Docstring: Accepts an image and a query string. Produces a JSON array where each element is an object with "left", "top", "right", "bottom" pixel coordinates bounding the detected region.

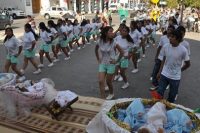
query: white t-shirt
[
  {"left": 40, "top": 30, "right": 52, "bottom": 43},
  {"left": 129, "top": 29, "right": 142, "bottom": 47},
  {"left": 97, "top": 39, "right": 116, "bottom": 64},
  {"left": 115, "top": 35, "right": 133, "bottom": 56},
  {"left": 90, "top": 23, "right": 97, "bottom": 32},
  {"left": 180, "top": 40, "right": 190, "bottom": 55},
  {"left": 4, "top": 36, "right": 21, "bottom": 56},
  {"left": 73, "top": 24, "right": 81, "bottom": 35},
  {"left": 85, "top": 24, "right": 91, "bottom": 32},
  {"left": 50, "top": 27, "right": 57, "bottom": 38},
  {"left": 23, "top": 31, "right": 35, "bottom": 50},
  {"left": 141, "top": 27, "right": 148, "bottom": 37},
  {"left": 159, "top": 43, "right": 190, "bottom": 80},
  {"left": 158, "top": 35, "right": 169, "bottom": 47},
  {"left": 151, "top": 24, "right": 157, "bottom": 33},
  {"left": 59, "top": 25, "right": 66, "bottom": 39},
  {"left": 66, "top": 25, "right": 73, "bottom": 38}
]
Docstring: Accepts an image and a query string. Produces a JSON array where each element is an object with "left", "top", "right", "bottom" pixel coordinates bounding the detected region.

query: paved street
[{"left": 0, "top": 14, "right": 200, "bottom": 110}]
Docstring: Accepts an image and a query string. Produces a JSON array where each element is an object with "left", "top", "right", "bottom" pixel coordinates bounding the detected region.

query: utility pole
[{"left": 180, "top": 0, "right": 184, "bottom": 25}]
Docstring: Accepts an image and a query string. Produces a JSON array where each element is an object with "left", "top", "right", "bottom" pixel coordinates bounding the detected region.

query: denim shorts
[
  {"left": 6, "top": 55, "right": 18, "bottom": 64},
  {"left": 99, "top": 64, "right": 115, "bottom": 74}
]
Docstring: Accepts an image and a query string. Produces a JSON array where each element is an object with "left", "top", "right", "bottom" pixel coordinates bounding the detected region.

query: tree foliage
[{"left": 167, "top": 0, "right": 179, "bottom": 8}]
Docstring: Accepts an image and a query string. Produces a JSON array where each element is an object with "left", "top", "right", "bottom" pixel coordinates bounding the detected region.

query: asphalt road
[{"left": 0, "top": 14, "right": 200, "bottom": 110}]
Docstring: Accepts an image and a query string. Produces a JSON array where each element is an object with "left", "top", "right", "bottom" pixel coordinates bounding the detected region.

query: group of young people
[
  {"left": 96, "top": 15, "right": 191, "bottom": 102},
  {"left": 3, "top": 17, "right": 103, "bottom": 82}
]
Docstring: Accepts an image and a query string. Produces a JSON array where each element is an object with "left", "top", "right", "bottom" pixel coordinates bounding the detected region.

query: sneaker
[
  {"left": 77, "top": 47, "right": 81, "bottom": 50},
  {"left": 18, "top": 76, "right": 26, "bottom": 82},
  {"left": 105, "top": 86, "right": 109, "bottom": 91},
  {"left": 118, "top": 76, "right": 123, "bottom": 82},
  {"left": 20, "top": 69, "right": 25, "bottom": 75},
  {"left": 64, "top": 57, "right": 71, "bottom": 60},
  {"left": 146, "top": 44, "right": 150, "bottom": 48},
  {"left": 70, "top": 49, "right": 74, "bottom": 52},
  {"left": 68, "top": 52, "right": 71, "bottom": 55},
  {"left": 53, "top": 59, "right": 60, "bottom": 63},
  {"left": 131, "top": 69, "right": 139, "bottom": 73},
  {"left": 33, "top": 69, "right": 41, "bottom": 74},
  {"left": 82, "top": 45, "right": 85, "bottom": 48},
  {"left": 142, "top": 54, "right": 146, "bottom": 58},
  {"left": 38, "top": 64, "right": 44, "bottom": 68},
  {"left": 137, "top": 59, "right": 142, "bottom": 63},
  {"left": 121, "top": 82, "right": 129, "bottom": 89},
  {"left": 48, "top": 63, "right": 54, "bottom": 67},
  {"left": 106, "top": 94, "right": 114, "bottom": 100},
  {"left": 58, "top": 51, "right": 63, "bottom": 56},
  {"left": 150, "top": 77, "right": 153, "bottom": 81},
  {"left": 166, "top": 85, "right": 170, "bottom": 90},
  {"left": 149, "top": 85, "right": 158, "bottom": 91},
  {"left": 114, "top": 75, "right": 120, "bottom": 81},
  {"left": 86, "top": 42, "right": 90, "bottom": 45}
]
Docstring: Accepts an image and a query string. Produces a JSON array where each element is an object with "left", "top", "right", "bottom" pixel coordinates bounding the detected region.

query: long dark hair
[
  {"left": 48, "top": 20, "right": 57, "bottom": 31},
  {"left": 130, "top": 21, "right": 138, "bottom": 31},
  {"left": 100, "top": 26, "right": 113, "bottom": 43},
  {"left": 39, "top": 22, "right": 51, "bottom": 33},
  {"left": 4, "top": 27, "right": 14, "bottom": 43},
  {"left": 171, "top": 29, "right": 183, "bottom": 43},
  {"left": 122, "top": 26, "right": 134, "bottom": 43},
  {"left": 24, "top": 23, "right": 39, "bottom": 40},
  {"left": 80, "top": 19, "right": 87, "bottom": 26}
]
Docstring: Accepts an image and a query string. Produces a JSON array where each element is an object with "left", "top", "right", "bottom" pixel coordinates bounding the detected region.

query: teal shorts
[
  {"left": 74, "top": 35, "right": 80, "bottom": 40},
  {"left": 24, "top": 49, "right": 36, "bottom": 58},
  {"left": 99, "top": 64, "right": 115, "bottom": 74},
  {"left": 60, "top": 39, "right": 68, "bottom": 48},
  {"left": 51, "top": 38, "right": 59, "bottom": 46},
  {"left": 6, "top": 55, "right": 18, "bottom": 64},
  {"left": 40, "top": 44, "right": 51, "bottom": 53},
  {"left": 118, "top": 58, "right": 129, "bottom": 68}
]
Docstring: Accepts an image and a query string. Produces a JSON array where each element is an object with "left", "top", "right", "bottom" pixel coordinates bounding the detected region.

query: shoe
[
  {"left": 131, "top": 69, "right": 139, "bottom": 73},
  {"left": 118, "top": 76, "right": 123, "bottom": 82},
  {"left": 68, "top": 52, "right": 71, "bottom": 55},
  {"left": 106, "top": 94, "right": 114, "bottom": 100},
  {"left": 33, "top": 69, "right": 41, "bottom": 74},
  {"left": 142, "top": 54, "right": 146, "bottom": 58},
  {"left": 64, "top": 57, "right": 71, "bottom": 60},
  {"left": 48, "top": 63, "right": 54, "bottom": 67},
  {"left": 53, "top": 59, "right": 60, "bottom": 63},
  {"left": 77, "top": 47, "right": 81, "bottom": 50},
  {"left": 82, "top": 45, "right": 85, "bottom": 48},
  {"left": 86, "top": 42, "right": 90, "bottom": 45},
  {"left": 105, "top": 86, "right": 109, "bottom": 91},
  {"left": 20, "top": 69, "right": 25, "bottom": 75},
  {"left": 166, "top": 85, "right": 170, "bottom": 90},
  {"left": 146, "top": 45, "right": 150, "bottom": 48},
  {"left": 150, "top": 77, "right": 153, "bottom": 81},
  {"left": 58, "top": 51, "right": 63, "bottom": 56},
  {"left": 121, "top": 82, "right": 129, "bottom": 89},
  {"left": 38, "top": 64, "right": 44, "bottom": 68},
  {"left": 137, "top": 59, "right": 142, "bottom": 63},
  {"left": 149, "top": 85, "right": 158, "bottom": 91},
  {"left": 18, "top": 76, "right": 26, "bottom": 82},
  {"left": 114, "top": 75, "right": 120, "bottom": 81},
  {"left": 70, "top": 49, "right": 74, "bottom": 52}
]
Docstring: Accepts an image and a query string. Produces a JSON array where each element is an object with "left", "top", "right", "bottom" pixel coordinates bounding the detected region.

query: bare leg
[
  {"left": 4, "top": 60, "right": 11, "bottom": 72},
  {"left": 106, "top": 74, "right": 114, "bottom": 95},
  {"left": 120, "top": 68, "right": 128, "bottom": 83},
  {"left": 99, "top": 72, "right": 106, "bottom": 99},
  {"left": 132, "top": 52, "right": 138, "bottom": 69},
  {"left": 61, "top": 47, "right": 69, "bottom": 57},
  {"left": 45, "top": 52, "right": 53, "bottom": 63},
  {"left": 39, "top": 50, "right": 44, "bottom": 64},
  {"left": 52, "top": 45, "right": 58, "bottom": 59},
  {"left": 29, "top": 58, "right": 39, "bottom": 70},
  {"left": 11, "top": 64, "right": 23, "bottom": 76},
  {"left": 22, "top": 57, "right": 29, "bottom": 70}
]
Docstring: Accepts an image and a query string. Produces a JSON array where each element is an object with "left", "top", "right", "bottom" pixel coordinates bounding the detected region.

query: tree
[{"left": 167, "top": 0, "right": 178, "bottom": 8}]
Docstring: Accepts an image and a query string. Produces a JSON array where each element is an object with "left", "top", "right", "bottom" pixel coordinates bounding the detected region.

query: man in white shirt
[{"left": 152, "top": 30, "right": 190, "bottom": 103}]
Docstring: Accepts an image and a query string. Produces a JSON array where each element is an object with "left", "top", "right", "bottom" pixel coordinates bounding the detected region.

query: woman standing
[
  {"left": 20, "top": 23, "right": 41, "bottom": 74},
  {"left": 95, "top": 26, "right": 123, "bottom": 100},
  {"left": 4, "top": 28, "right": 25, "bottom": 81}
]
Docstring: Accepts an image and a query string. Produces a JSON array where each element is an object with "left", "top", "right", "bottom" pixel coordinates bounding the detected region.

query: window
[
  {"left": 26, "top": 0, "right": 31, "bottom": 6},
  {"left": 57, "top": 8, "right": 62, "bottom": 11},
  {"left": 52, "top": 7, "right": 56, "bottom": 11}
]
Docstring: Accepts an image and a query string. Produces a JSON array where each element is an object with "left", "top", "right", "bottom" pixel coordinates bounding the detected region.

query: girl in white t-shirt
[
  {"left": 21, "top": 23, "right": 41, "bottom": 74},
  {"left": 4, "top": 28, "right": 25, "bottom": 81},
  {"left": 80, "top": 19, "right": 88, "bottom": 48},
  {"left": 48, "top": 20, "right": 59, "bottom": 62},
  {"left": 130, "top": 21, "right": 142, "bottom": 73},
  {"left": 73, "top": 19, "right": 82, "bottom": 50},
  {"left": 91, "top": 19, "right": 97, "bottom": 41},
  {"left": 85, "top": 19, "right": 93, "bottom": 44},
  {"left": 38, "top": 22, "right": 54, "bottom": 68},
  {"left": 66, "top": 20, "right": 74, "bottom": 52},
  {"left": 115, "top": 26, "right": 134, "bottom": 89}
]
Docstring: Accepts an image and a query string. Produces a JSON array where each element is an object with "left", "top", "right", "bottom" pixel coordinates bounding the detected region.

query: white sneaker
[
  {"left": 121, "top": 82, "right": 129, "bottom": 89},
  {"left": 166, "top": 85, "right": 170, "bottom": 90},
  {"left": 137, "top": 59, "right": 142, "bottom": 63},
  {"left": 53, "top": 59, "right": 60, "bottom": 63},
  {"left": 131, "top": 69, "right": 139, "bottom": 73},
  {"left": 18, "top": 76, "right": 26, "bottom": 82},
  {"left": 77, "top": 47, "right": 81, "bottom": 50},
  {"left": 86, "top": 42, "right": 90, "bottom": 45},
  {"left": 38, "top": 64, "right": 44, "bottom": 68},
  {"left": 106, "top": 94, "right": 114, "bottom": 100},
  {"left": 118, "top": 76, "right": 123, "bottom": 82},
  {"left": 82, "top": 45, "right": 85, "bottom": 48},
  {"left": 150, "top": 77, "right": 153, "bottom": 81},
  {"left": 58, "top": 51, "right": 63, "bottom": 56},
  {"left": 33, "top": 69, "right": 41, "bottom": 74},
  {"left": 146, "top": 44, "right": 150, "bottom": 48},
  {"left": 105, "top": 86, "right": 109, "bottom": 91},
  {"left": 20, "top": 69, "right": 25, "bottom": 75},
  {"left": 114, "top": 75, "right": 120, "bottom": 81},
  {"left": 142, "top": 54, "right": 146, "bottom": 58},
  {"left": 68, "top": 52, "right": 71, "bottom": 55},
  {"left": 48, "top": 63, "right": 54, "bottom": 67},
  {"left": 64, "top": 57, "right": 71, "bottom": 60},
  {"left": 70, "top": 49, "right": 74, "bottom": 52}
]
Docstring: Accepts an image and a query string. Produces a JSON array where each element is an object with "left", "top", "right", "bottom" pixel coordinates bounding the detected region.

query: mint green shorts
[
  {"left": 74, "top": 35, "right": 80, "bottom": 40},
  {"left": 118, "top": 58, "right": 129, "bottom": 68},
  {"left": 51, "top": 38, "right": 59, "bottom": 46},
  {"left": 40, "top": 44, "right": 51, "bottom": 53},
  {"left": 24, "top": 49, "right": 36, "bottom": 58},
  {"left": 60, "top": 39, "right": 68, "bottom": 48},
  {"left": 6, "top": 55, "right": 18, "bottom": 64},
  {"left": 99, "top": 64, "right": 115, "bottom": 74}
]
